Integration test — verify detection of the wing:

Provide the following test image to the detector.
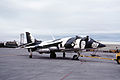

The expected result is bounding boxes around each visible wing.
[39,41,62,48]
[25,41,62,49]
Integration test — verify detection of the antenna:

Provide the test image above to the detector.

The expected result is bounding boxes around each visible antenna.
[51,34,55,40]
[50,32,55,40]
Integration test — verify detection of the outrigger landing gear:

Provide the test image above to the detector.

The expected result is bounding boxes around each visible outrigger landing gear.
[29,49,32,58]
[72,51,81,60]
[50,51,56,58]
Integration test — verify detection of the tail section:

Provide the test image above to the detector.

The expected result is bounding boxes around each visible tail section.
[26,32,35,43]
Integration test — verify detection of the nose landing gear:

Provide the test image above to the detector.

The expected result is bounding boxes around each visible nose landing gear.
[72,51,81,60]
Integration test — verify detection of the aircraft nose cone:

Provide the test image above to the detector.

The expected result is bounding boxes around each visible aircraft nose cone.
[98,43,106,48]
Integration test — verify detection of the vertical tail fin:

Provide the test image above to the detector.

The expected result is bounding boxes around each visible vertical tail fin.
[26,32,35,43]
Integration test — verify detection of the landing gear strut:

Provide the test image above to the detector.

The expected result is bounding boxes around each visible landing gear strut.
[50,51,56,58]
[29,49,32,58]
[63,52,65,58]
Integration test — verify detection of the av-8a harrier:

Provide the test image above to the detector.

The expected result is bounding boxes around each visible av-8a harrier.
[24,32,105,60]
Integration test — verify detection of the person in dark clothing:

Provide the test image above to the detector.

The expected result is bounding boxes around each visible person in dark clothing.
[116,47,119,53]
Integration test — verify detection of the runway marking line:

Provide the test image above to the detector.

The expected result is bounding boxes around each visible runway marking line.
[60,71,72,80]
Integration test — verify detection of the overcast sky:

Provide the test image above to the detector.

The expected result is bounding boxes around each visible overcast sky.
[0,0,120,41]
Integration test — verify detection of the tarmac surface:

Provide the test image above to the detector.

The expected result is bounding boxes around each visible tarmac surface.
[0,48,120,80]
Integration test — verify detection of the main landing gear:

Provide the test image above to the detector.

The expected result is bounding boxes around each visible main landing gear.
[50,51,66,59]
[50,51,56,58]
[50,51,81,60]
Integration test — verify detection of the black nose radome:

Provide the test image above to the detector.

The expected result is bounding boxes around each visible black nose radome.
[98,43,106,48]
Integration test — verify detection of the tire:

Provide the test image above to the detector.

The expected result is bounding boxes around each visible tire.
[50,52,56,58]
[73,55,78,60]
[117,57,120,64]
[29,55,32,58]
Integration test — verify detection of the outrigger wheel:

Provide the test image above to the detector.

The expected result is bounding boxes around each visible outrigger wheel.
[29,54,32,58]
[117,57,120,64]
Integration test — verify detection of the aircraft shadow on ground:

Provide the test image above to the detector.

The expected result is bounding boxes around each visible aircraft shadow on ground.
[19,54,117,64]
[31,55,73,60]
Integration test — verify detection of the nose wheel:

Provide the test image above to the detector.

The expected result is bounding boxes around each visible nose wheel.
[73,55,78,60]
[72,51,81,60]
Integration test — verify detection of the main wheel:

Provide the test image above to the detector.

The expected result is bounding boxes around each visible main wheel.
[50,52,56,58]
[73,55,78,60]
[117,57,120,64]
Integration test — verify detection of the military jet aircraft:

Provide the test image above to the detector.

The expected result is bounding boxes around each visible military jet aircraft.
[23,32,105,60]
